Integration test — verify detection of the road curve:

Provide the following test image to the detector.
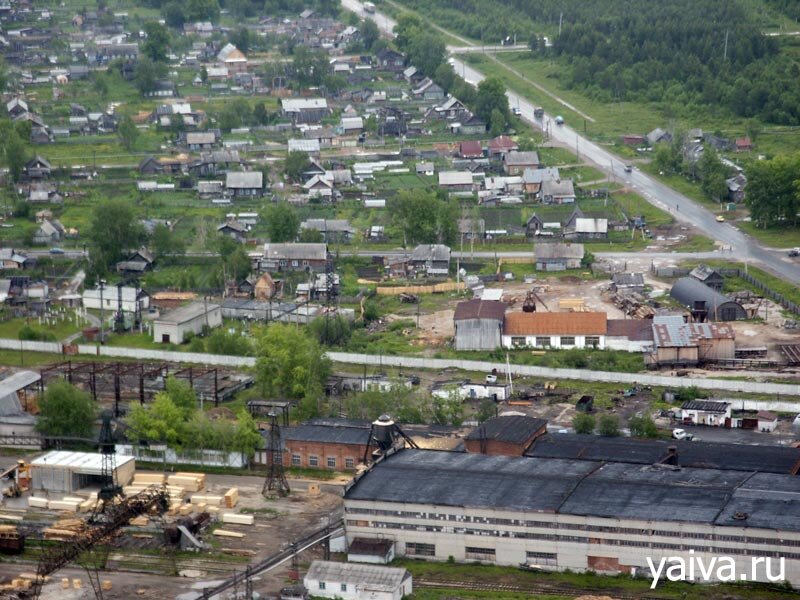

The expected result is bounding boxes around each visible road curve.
[341,0,800,285]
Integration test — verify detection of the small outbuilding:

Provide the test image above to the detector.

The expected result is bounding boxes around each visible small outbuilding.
[689,264,724,292]
[453,299,506,351]
[31,451,136,493]
[464,415,547,456]
[152,301,222,344]
[303,560,412,600]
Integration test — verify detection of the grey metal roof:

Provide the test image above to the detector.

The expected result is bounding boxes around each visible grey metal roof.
[226,171,263,189]
[652,315,736,347]
[522,167,559,184]
[464,415,546,444]
[504,151,539,166]
[689,264,722,282]
[305,560,410,591]
[611,272,644,286]
[262,243,327,261]
[0,371,40,412]
[453,299,506,322]
[534,242,584,260]
[410,244,450,262]
[345,450,597,512]
[300,219,353,233]
[541,179,575,197]
[155,301,219,325]
[669,277,738,311]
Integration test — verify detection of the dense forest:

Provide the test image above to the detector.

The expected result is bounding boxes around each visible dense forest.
[396,0,800,124]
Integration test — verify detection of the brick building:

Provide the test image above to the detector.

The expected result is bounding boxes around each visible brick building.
[278,418,371,471]
[464,415,547,456]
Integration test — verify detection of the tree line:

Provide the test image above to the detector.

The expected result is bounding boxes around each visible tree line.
[395,0,800,125]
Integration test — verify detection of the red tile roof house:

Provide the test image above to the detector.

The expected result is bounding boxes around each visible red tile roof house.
[458,140,483,159]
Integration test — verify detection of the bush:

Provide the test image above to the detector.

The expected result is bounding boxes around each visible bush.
[18,324,56,342]
[598,414,620,437]
[572,413,595,434]
[629,415,659,438]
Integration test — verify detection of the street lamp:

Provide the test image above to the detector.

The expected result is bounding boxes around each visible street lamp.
[98,279,107,344]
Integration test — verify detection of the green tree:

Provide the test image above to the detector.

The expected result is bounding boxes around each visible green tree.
[92,72,109,98]
[142,21,170,62]
[428,391,464,426]
[35,382,97,439]
[408,31,445,75]
[284,151,310,182]
[746,153,800,227]
[298,228,324,243]
[207,328,252,355]
[255,323,331,418]
[433,62,456,93]
[628,415,659,438]
[264,203,299,242]
[229,27,252,53]
[134,57,163,95]
[291,46,327,86]
[598,414,620,437]
[475,77,509,123]
[117,115,139,151]
[393,13,424,51]
[125,393,187,447]
[392,189,439,246]
[490,107,506,136]
[581,249,595,268]
[187,0,220,21]
[308,315,352,347]
[87,200,146,276]
[161,1,186,28]
[254,102,270,125]
[161,378,197,417]
[476,399,497,423]
[361,18,380,50]
[216,236,252,283]
[231,409,263,459]
[150,223,185,262]
[572,413,595,434]
[0,125,30,183]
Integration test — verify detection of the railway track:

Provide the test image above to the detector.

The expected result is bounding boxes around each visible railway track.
[416,578,666,600]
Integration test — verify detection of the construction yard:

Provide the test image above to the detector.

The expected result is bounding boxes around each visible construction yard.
[0,461,343,600]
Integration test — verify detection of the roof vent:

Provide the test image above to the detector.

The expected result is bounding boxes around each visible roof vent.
[732,511,749,521]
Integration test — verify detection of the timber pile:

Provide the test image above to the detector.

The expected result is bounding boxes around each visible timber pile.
[167,472,205,492]
[47,499,80,512]
[132,473,165,486]
[223,488,238,508]
[191,495,223,507]
[221,513,254,526]
[44,518,89,540]
[27,496,48,509]
[213,529,245,539]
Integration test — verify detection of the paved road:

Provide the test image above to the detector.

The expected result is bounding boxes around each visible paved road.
[342,0,800,285]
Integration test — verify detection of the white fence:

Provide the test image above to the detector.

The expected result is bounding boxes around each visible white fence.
[2,338,799,397]
[117,443,246,468]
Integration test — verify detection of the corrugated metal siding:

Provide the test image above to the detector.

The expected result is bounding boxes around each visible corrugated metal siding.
[455,319,502,351]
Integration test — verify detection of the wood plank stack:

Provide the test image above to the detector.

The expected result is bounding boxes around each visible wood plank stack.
[129,516,149,527]
[167,472,205,492]
[190,494,223,507]
[47,499,80,512]
[27,497,48,509]
[212,529,245,538]
[220,512,254,526]
[132,473,165,486]
[43,518,89,540]
[223,488,239,508]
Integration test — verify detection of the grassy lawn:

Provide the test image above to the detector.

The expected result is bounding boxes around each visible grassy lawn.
[0,316,83,341]
[537,146,580,166]
[738,221,800,248]
[396,559,797,599]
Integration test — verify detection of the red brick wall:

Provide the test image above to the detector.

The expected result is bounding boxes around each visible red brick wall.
[588,555,623,573]
[285,440,367,471]
[464,426,547,456]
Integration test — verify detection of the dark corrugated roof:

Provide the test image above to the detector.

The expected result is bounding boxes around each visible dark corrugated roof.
[606,319,653,341]
[283,424,370,446]
[681,400,730,412]
[525,433,800,474]
[464,415,546,444]
[454,300,506,322]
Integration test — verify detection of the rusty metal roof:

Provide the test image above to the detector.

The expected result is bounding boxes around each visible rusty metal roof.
[504,311,606,335]
[652,315,735,347]
[454,299,506,322]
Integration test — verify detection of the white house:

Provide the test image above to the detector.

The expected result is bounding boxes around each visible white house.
[152,301,222,344]
[303,560,412,600]
[680,400,731,427]
[82,286,150,313]
[502,312,606,349]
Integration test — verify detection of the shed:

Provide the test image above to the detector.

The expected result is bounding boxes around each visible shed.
[534,242,584,271]
[680,400,731,427]
[31,451,136,493]
[453,300,506,351]
[689,264,724,292]
[464,415,547,456]
[304,560,412,600]
[648,315,736,367]
[152,301,222,344]
[610,272,645,295]
[669,277,745,321]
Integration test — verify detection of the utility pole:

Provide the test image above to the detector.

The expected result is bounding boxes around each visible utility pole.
[98,279,106,344]
[723,29,729,61]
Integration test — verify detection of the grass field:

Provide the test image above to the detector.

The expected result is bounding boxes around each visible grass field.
[0,316,82,341]
[738,221,800,248]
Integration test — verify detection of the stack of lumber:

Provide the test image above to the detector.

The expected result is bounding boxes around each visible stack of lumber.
[213,529,245,539]
[220,512,254,526]
[0,578,32,592]
[129,516,149,527]
[47,499,80,512]
[167,472,205,492]
[44,519,89,540]
[132,473,165,486]
[27,496,48,509]
[190,494,223,507]
[223,488,239,508]
[0,525,18,535]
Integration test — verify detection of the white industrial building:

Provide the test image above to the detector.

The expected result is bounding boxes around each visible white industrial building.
[82,286,149,313]
[152,301,222,344]
[303,560,412,600]
[344,449,800,586]
[31,451,136,493]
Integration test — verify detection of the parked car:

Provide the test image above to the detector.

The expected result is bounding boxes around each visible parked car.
[672,428,694,441]
[788,248,800,257]
[554,115,564,125]
[49,247,65,254]
[624,164,633,173]
[716,215,725,222]
[485,374,498,384]
[512,107,522,116]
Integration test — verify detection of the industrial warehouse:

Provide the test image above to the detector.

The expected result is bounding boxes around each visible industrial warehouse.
[343,448,800,585]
